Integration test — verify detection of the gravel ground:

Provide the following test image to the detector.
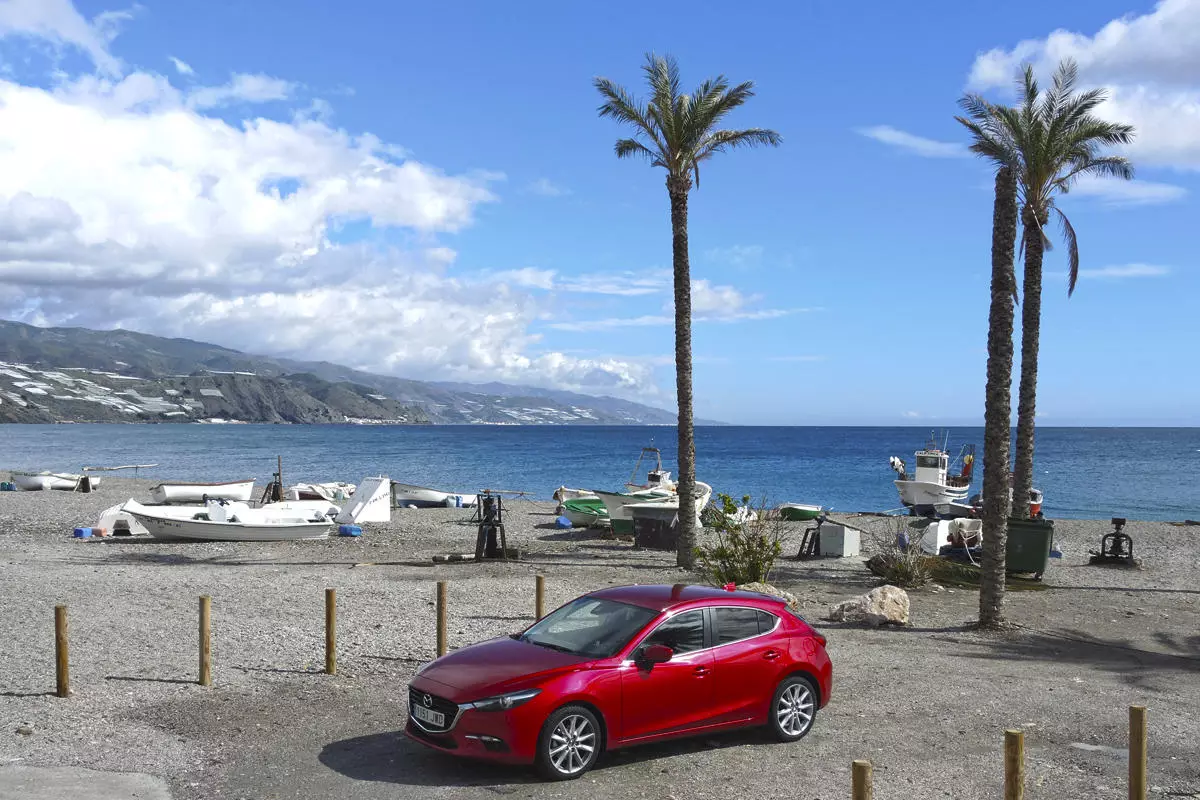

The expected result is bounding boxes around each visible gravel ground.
[1,476,1198,800]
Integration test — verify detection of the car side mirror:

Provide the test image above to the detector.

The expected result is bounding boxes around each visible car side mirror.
[642,644,673,664]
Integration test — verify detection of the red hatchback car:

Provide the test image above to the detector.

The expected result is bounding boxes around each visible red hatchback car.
[405,583,832,780]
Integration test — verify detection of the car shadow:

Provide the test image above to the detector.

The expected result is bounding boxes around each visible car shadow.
[319,726,770,787]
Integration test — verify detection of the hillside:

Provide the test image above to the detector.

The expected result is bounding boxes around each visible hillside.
[0,320,692,425]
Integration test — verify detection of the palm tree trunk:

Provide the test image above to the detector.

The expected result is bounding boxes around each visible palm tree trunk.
[667,176,696,569]
[1011,206,1043,519]
[979,166,1018,629]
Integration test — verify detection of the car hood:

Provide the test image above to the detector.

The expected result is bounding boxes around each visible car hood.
[415,636,590,697]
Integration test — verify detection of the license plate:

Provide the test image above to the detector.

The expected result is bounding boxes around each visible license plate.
[412,703,445,728]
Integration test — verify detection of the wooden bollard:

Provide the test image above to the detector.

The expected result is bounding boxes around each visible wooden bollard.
[436,581,448,657]
[1129,706,1148,800]
[1004,729,1025,800]
[852,759,872,800]
[54,605,69,698]
[535,575,545,621]
[198,595,212,686]
[325,588,337,675]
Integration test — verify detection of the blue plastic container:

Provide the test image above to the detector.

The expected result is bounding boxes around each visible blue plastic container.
[555,516,573,529]
[338,524,362,537]
[73,527,93,538]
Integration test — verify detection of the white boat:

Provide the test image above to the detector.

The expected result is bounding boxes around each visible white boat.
[889,435,975,515]
[286,482,355,502]
[12,471,101,491]
[623,446,675,493]
[625,482,714,528]
[600,482,712,536]
[149,479,255,505]
[552,486,597,504]
[391,481,478,509]
[121,499,332,541]
[335,476,391,524]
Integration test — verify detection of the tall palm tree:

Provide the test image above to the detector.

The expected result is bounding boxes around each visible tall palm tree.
[595,54,780,568]
[967,60,1134,518]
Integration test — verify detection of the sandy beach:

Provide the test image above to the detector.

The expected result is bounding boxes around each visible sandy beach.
[1,476,1198,800]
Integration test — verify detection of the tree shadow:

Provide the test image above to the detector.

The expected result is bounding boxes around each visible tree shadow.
[105,675,195,685]
[0,690,57,697]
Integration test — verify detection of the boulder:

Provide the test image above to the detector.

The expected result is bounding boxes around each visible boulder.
[825,585,909,626]
[736,582,799,610]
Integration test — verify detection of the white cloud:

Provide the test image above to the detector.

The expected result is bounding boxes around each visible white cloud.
[856,125,967,159]
[967,0,1200,170]
[527,178,568,197]
[1069,174,1187,206]
[546,315,672,333]
[169,56,194,76]
[705,244,763,268]
[0,0,126,75]
[1077,263,1171,279]
[474,268,670,296]
[902,411,921,419]
[548,280,804,331]
[487,267,556,290]
[187,73,294,109]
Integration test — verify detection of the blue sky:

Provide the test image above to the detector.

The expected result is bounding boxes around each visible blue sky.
[0,0,1196,425]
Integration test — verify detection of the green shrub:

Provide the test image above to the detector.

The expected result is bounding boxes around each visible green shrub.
[695,494,783,586]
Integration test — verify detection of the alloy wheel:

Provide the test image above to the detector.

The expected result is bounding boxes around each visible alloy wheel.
[547,713,596,775]
[776,682,814,737]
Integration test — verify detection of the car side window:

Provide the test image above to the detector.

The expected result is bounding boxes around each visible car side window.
[642,610,705,654]
[756,610,779,634]
[715,607,761,644]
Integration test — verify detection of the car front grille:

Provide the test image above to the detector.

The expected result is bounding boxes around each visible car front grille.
[408,688,460,733]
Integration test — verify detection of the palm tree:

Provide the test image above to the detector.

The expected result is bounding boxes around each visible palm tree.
[968,60,1134,518]
[595,54,780,568]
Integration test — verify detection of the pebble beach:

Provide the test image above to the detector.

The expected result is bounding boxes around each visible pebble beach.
[2,476,1199,800]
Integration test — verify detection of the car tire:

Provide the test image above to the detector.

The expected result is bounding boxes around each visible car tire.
[769,675,818,742]
[534,705,602,781]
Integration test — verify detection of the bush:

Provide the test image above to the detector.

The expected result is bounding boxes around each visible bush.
[695,494,783,586]
[864,516,932,588]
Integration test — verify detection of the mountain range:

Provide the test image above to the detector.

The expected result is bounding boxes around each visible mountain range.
[0,320,705,426]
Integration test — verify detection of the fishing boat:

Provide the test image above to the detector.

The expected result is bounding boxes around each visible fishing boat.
[286,482,355,502]
[121,499,332,541]
[624,482,714,529]
[552,486,597,504]
[889,434,975,516]
[149,479,255,505]
[778,503,823,522]
[623,446,675,493]
[11,471,101,491]
[560,497,609,528]
[592,487,676,536]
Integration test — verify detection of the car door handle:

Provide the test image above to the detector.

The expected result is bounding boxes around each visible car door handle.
[763,650,780,660]
[693,666,710,676]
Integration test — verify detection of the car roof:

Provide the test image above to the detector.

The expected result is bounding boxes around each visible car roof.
[587,583,785,612]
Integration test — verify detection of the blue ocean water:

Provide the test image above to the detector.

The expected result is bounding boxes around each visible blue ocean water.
[0,425,1196,520]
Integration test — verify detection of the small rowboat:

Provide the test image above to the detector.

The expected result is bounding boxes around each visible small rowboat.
[11,471,101,491]
[561,497,609,528]
[121,499,332,542]
[778,503,823,522]
[149,479,255,505]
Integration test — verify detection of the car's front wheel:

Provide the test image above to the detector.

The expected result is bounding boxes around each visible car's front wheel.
[769,675,817,742]
[535,705,601,781]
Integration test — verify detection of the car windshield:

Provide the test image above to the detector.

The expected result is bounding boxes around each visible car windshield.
[519,597,657,659]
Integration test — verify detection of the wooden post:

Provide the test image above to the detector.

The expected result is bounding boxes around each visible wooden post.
[54,605,69,698]
[198,595,212,686]
[276,455,284,502]
[325,588,337,675]
[852,760,872,800]
[1129,706,1148,800]
[535,575,545,621]
[436,581,448,657]
[1004,729,1025,800]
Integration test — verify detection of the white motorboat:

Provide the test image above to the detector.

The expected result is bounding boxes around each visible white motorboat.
[625,481,714,527]
[12,471,101,491]
[98,498,338,536]
[286,482,355,502]
[597,481,712,536]
[121,499,332,541]
[149,479,255,505]
[391,481,478,509]
[623,446,675,493]
[889,434,975,516]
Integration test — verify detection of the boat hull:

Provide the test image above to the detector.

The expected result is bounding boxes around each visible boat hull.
[150,480,255,505]
[12,472,99,491]
[778,503,822,522]
[391,482,479,508]
[895,479,969,516]
[122,501,330,541]
[561,498,608,528]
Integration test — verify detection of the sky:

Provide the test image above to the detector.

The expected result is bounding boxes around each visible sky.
[0,0,1196,425]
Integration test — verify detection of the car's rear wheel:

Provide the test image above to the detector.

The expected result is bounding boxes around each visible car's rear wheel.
[769,675,817,742]
[535,705,601,781]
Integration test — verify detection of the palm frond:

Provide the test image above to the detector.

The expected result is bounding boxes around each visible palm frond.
[695,128,782,161]
[614,138,661,165]
[1056,208,1081,296]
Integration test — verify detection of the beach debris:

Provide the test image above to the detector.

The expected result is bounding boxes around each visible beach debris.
[337,524,362,537]
[15,723,33,736]
[554,516,572,529]
[825,585,910,626]
[736,582,799,610]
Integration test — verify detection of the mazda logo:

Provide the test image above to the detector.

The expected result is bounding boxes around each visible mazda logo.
[422,693,433,708]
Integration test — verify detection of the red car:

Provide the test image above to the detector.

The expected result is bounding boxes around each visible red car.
[405,583,832,780]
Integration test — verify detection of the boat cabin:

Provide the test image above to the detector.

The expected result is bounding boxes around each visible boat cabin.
[913,449,951,486]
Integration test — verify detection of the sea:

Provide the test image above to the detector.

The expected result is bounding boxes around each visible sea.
[0,425,1196,521]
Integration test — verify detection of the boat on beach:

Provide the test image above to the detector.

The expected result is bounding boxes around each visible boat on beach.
[889,434,975,515]
[12,471,101,491]
[560,497,609,528]
[149,479,255,505]
[286,481,355,502]
[121,499,333,541]
[391,481,478,508]
[778,503,823,521]
[597,482,712,536]
[623,446,675,493]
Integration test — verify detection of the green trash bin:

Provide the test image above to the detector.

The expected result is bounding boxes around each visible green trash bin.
[1006,517,1054,578]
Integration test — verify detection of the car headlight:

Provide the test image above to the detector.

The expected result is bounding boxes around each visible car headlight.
[465,689,541,712]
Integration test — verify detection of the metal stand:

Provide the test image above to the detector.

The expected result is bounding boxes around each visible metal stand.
[1093,517,1136,565]
[796,514,827,560]
[474,492,509,560]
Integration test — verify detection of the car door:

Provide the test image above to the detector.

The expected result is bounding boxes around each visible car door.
[709,607,784,723]
[618,609,715,741]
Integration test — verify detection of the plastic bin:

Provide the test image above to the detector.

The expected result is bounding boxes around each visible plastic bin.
[338,524,362,537]
[1006,517,1054,577]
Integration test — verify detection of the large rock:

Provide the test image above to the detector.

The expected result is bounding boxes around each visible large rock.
[825,585,909,626]
[737,582,799,610]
